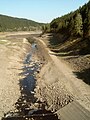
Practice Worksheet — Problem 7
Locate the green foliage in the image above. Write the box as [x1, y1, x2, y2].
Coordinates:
[0, 14, 44, 32]
[74, 12, 83, 36]
[45, 1, 90, 55]
[42, 24, 50, 33]
[46, 1, 90, 39]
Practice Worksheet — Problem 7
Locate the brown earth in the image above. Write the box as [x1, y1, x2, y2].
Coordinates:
[0, 32, 32, 119]
[34, 34, 90, 113]
[0, 32, 90, 120]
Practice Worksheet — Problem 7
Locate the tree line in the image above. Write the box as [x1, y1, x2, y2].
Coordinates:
[42, 1, 90, 55]
[43, 1, 90, 39]
[0, 14, 43, 32]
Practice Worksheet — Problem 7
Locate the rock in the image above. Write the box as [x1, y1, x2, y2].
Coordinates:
[23, 100, 27, 103]
[31, 91, 35, 94]
[34, 103, 39, 108]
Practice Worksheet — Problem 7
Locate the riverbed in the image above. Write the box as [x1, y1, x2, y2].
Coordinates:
[0, 33, 58, 120]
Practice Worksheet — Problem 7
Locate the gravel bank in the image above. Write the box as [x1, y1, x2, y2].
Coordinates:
[0, 36, 30, 119]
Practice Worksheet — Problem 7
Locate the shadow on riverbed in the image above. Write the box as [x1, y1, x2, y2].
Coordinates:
[74, 68, 90, 85]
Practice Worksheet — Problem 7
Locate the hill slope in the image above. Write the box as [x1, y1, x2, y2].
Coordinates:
[0, 14, 43, 32]
[43, 1, 90, 55]
[41, 1, 90, 85]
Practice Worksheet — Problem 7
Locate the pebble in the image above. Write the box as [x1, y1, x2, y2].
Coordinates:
[23, 100, 27, 103]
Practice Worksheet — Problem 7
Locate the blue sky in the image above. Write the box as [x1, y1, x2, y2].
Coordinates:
[0, 0, 89, 23]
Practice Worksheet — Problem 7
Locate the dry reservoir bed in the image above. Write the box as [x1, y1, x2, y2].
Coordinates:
[0, 33, 90, 120]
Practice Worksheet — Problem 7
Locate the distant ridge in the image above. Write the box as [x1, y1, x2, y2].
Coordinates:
[0, 14, 44, 32]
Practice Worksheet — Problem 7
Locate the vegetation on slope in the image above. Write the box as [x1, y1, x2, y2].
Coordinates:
[43, 1, 90, 55]
[0, 14, 44, 32]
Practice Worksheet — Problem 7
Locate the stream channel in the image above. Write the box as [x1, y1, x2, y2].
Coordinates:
[2, 43, 59, 120]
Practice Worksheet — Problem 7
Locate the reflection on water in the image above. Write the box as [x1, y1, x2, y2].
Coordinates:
[23, 43, 37, 64]
[2, 43, 59, 120]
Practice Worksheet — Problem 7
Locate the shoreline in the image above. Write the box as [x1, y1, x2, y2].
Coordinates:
[0, 33, 32, 119]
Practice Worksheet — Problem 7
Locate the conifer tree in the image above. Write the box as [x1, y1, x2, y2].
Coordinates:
[87, 10, 90, 36]
[74, 12, 83, 37]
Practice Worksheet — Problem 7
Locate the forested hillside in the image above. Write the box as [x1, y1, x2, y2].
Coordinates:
[0, 14, 43, 32]
[43, 1, 90, 55]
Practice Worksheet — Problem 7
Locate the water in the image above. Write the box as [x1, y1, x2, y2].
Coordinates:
[2, 43, 59, 120]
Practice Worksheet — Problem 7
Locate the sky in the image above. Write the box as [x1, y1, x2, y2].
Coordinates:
[0, 0, 89, 23]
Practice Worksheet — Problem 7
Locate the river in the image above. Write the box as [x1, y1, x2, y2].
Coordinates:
[2, 42, 58, 120]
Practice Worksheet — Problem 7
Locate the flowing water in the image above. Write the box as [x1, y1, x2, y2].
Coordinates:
[2, 43, 59, 120]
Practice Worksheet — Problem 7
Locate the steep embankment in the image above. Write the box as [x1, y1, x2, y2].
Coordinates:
[28, 34, 90, 120]
[34, 36, 90, 113]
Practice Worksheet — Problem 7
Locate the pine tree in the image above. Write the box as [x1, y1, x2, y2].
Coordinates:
[74, 12, 83, 37]
[87, 10, 90, 36]
[69, 17, 74, 35]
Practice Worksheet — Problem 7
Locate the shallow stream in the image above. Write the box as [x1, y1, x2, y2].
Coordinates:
[2, 43, 59, 120]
